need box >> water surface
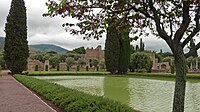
[35,76,200,112]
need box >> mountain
[0,37,68,53]
[29,44,68,53]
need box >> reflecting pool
[35,76,200,112]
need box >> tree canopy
[44,0,200,111]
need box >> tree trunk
[173,45,186,112]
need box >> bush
[77,65,80,71]
[171,64,175,74]
[57,65,60,71]
[14,75,133,112]
[86,66,89,71]
[45,65,49,71]
[130,52,152,72]
[35,65,39,71]
[67,66,70,71]
[96,66,99,71]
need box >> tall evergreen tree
[105,24,120,74]
[4,0,29,74]
[118,29,130,74]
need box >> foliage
[86,66,89,71]
[0,53,5,69]
[14,75,133,112]
[105,24,120,74]
[130,52,152,72]
[118,31,130,74]
[90,58,99,68]
[77,58,86,67]
[76,65,80,71]
[99,61,106,70]
[57,65,60,71]
[45,65,49,71]
[68,46,86,54]
[66,53,81,61]
[96,66,99,71]
[4,0,29,74]
[26,71,110,76]
[162,56,174,65]
[171,65,176,74]
[66,57,75,67]
[44,1,200,111]
[35,65,39,71]
[188,39,198,57]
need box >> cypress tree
[4,0,29,74]
[118,29,130,74]
[105,24,120,74]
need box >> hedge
[25,71,110,76]
[14,74,134,112]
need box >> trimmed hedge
[14,75,134,112]
[128,72,200,79]
[26,71,110,76]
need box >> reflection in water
[104,77,129,104]
[35,76,200,112]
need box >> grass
[24,71,200,79]
[14,74,134,112]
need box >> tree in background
[4,0,29,74]
[77,58,86,67]
[187,39,198,58]
[66,57,75,68]
[68,46,86,54]
[105,23,120,74]
[44,1,200,111]
[130,52,152,72]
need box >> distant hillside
[29,44,68,53]
[0,37,68,53]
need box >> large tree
[4,0,29,74]
[105,23,120,74]
[44,0,200,111]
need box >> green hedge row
[25,71,110,76]
[14,74,134,112]
[128,72,200,79]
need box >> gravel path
[0,71,56,112]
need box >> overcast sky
[0,0,172,52]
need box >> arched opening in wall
[161,64,167,70]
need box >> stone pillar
[196,59,198,70]
[190,63,193,70]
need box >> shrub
[45,65,49,71]
[14,75,133,112]
[77,65,80,71]
[57,65,60,71]
[171,64,175,74]
[96,66,99,71]
[67,66,70,71]
[86,66,89,71]
[35,65,39,71]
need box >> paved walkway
[0,71,56,112]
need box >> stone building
[27,58,50,71]
[27,58,44,71]
[85,45,104,61]
[84,45,104,68]
[149,53,170,72]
